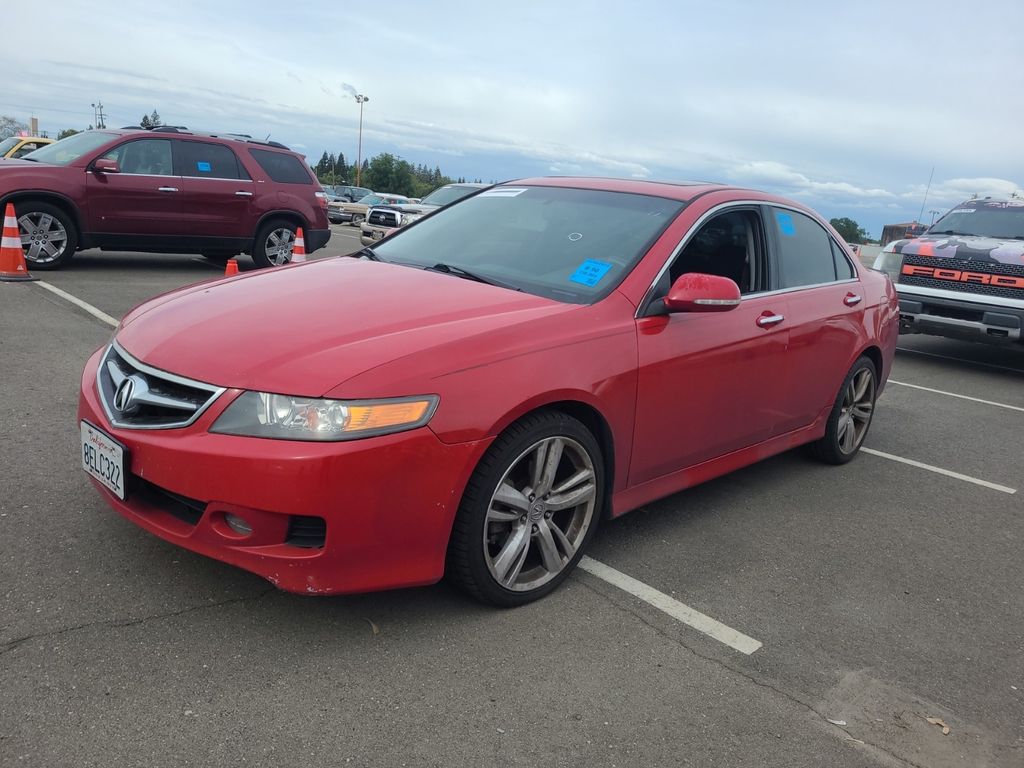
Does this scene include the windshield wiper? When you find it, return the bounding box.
[353,246,384,262]
[426,262,522,291]
[20,157,37,162]
[929,229,973,236]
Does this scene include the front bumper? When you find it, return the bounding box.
[360,222,395,246]
[78,347,488,595]
[327,210,350,223]
[896,287,1024,344]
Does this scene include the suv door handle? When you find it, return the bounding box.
[234,191,254,197]
[756,312,785,328]
[157,186,179,193]
[843,292,862,307]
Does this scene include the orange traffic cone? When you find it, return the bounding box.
[291,227,306,263]
[224,258,239,276]
[0,202,37,282]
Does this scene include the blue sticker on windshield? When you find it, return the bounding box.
[776,211,796,236]
[569,259,613,287]
[197,161,211,172]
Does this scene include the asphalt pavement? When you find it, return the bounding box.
[2,236,1022,767]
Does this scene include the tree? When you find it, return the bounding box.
[139,114,152,129]
[0,115,27,140]
[829,217,868,244]
[139,111,163,129]
[57,128,81,140]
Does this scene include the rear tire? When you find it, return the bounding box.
[446,410,604,607]
[808,356,877,465]
[251,218,297,268]
[16,201,77,270]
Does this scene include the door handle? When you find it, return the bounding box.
[157,186,179,193]
[843,292,862,307]
[756,312,785,328]
[234,191,254,197]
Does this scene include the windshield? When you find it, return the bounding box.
[421,185,483,207]
[928,201,1024,240]
[21,130,115,166]
[372,185,684,303]
[0,137,20,155]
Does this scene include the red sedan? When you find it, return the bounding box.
[78,178,899,606]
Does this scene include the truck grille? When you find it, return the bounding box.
[97,343,225,429]
[368,209,399,227]
[899,255,1024,300]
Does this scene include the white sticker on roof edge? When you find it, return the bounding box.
[479,187,528,197]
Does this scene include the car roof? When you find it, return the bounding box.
[104,126,293,152]
[507,176,750,203]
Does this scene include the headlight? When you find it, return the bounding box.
[399,213,422,227]
[872,250,903,281]
[211,392,439,441]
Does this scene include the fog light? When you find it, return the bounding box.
[224,513,252,536]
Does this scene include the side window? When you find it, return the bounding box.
[248,149,313,184]
[12,142,41,158]
[830,240,857,280]
[772,208,839,288]
[176,141,249,180]
[103,139,173,176]
[667,209,765,294]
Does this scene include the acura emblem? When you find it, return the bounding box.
[113,374,146,414]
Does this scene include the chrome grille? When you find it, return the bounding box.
[368,209,398,227]
[97,343,225,429]
[899,255,1024,300]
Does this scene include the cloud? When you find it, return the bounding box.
[727,161,894,200]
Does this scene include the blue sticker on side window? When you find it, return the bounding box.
[569,259,614,287]
[197,161,211,172]
[776,211,796,236]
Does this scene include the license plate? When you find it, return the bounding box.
[81,421,127,500]
[372,230,384,240]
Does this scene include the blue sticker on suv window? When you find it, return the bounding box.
[569,259,613,286]
[776,211,796,236]
[197,161,211,172]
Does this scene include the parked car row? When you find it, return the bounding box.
[327,192,412,224]
[0,126,331,269]
[360,182,488,244]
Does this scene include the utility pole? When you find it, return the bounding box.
[355,94,369,187]
[91,101,106,129]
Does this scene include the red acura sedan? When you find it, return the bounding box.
[79,178,898,606]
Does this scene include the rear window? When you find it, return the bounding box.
[248,149,313,184]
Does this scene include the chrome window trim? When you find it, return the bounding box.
[636,200,864,318]
[97,342,227,430]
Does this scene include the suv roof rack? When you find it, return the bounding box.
[117,125,291,151]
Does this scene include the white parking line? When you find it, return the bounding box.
[896,347,1024,375]
[887,380,1024,413]
[578,556,763,655]
[860,448,1016,494]
[35,281,118,328]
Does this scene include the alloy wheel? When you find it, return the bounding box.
[19,212,69,265]
[837,368,875,454]
[483,436,597,592]
[264,227,295,266]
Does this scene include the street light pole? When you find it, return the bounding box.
[355,94,369,186]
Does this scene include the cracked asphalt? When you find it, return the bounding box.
[2,242,1023,767]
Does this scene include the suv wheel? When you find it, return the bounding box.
[252,219,297,268]
[17,202,78,270]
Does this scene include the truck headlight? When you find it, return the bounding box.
[211,392,439,441]
[872,250,903,282]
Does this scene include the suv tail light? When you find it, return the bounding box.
[314,191,328,210]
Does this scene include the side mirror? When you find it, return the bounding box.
[92,158,120,174]
[663,273,741,313]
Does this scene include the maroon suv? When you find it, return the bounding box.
[0,127,331,269]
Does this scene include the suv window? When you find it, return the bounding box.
[772,208,840,288]
[248,149,312,184]
[103,139,173,176]
[176,140,249,180]
[668,209,766,294]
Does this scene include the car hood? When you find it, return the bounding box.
[375,203,441,215]
[889,234,1024,265]
[116,258,568,397]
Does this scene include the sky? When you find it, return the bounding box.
[4,0,1023,238]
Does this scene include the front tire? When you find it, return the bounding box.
[808,356,878,465]
[17,201,78,270]
[446,410,605,607]
[251,218,297,268]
